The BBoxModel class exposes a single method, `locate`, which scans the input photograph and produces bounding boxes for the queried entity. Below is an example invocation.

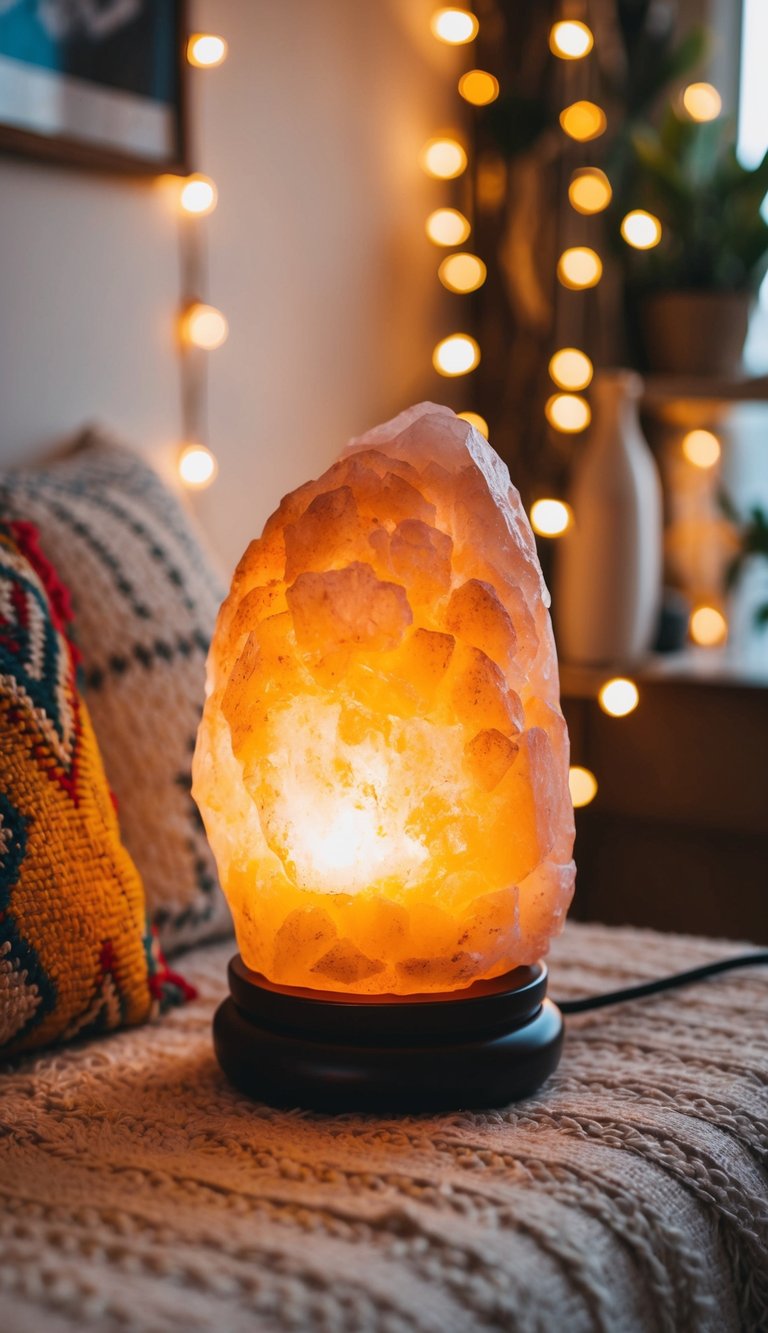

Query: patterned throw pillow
[0,522,161,1055]
[0,432,231,954]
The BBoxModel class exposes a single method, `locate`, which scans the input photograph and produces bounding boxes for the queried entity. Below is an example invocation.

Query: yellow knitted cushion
[0,522,153,1056]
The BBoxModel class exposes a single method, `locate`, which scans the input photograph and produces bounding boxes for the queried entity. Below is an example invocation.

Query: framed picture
[0,0,186,174]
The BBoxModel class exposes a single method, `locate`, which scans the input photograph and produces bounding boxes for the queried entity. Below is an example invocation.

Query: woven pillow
[0,521,163,1055]
[0,431,230,954]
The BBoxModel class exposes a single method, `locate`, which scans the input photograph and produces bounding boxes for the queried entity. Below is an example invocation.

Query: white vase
[555,370,662,666]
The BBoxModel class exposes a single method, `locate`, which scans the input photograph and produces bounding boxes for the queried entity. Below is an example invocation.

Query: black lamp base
[213,955,564,1111]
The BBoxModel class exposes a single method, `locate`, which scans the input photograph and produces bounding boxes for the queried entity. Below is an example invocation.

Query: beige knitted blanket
[0,921,766,1333]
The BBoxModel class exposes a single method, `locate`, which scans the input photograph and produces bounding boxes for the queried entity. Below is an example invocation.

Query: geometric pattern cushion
[0,431,231,955]
[0,521,155,1056]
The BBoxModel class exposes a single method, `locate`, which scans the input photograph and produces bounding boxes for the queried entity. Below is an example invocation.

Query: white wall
[0,0,463,575]
[0,160,180,464]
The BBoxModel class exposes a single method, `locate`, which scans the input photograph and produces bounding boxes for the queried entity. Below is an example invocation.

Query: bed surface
[1,921,766,1333]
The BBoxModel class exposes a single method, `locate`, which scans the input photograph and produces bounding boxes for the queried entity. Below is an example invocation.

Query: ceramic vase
[555,370,662,666]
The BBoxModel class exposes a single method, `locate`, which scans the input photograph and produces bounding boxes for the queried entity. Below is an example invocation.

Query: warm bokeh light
[557,247,603,289]
[420,137,468,179]
[621,209,662,250]
[569,766,598,808]
[682,429,721,469]
[530,499,572,537]
[598,677,639,718]
[430,8,479,43]
[438,252,487,293]
[690,605,728,646]
[549,20,594,59]
[187,33,228,67]
[178,443,218,489]
[683,82,722,122]
[545,394,591,433]
[425,208,471,246]
[180,174,218,216]
[457,411,489,437]
[568,167,612,214]
[549,347,593,391]
[433,333,480,376]
[559,101,606,142]
[458,69,499,105]
[181,303,229,350]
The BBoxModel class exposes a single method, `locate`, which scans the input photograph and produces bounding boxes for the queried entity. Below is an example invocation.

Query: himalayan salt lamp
[194,404,575,1108]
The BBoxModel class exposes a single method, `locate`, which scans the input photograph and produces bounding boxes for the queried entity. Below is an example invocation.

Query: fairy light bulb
[458,70,499,105]
[431,8,479,44]
[568,168,612,215]
[682,429,721,469]
[187,34,228,68]
[530,499,572,537]
[182,303,229,350]
[438,252,487,293]
[549,348,593,391]
[598,677,639,718]
[178,443,218,488]
[621,210,662,250]
[545,394,591,433]
[682,82,722,122]
[425,208,471,246]
[557,247,603,290]
[559,101,606,142]
[569,766,598,808]
[690,605,728,646]
[433,334,480,376]
[549,21,594,59]
[420,138,468,180]
[457,411,489,437]
[180,174,218,216]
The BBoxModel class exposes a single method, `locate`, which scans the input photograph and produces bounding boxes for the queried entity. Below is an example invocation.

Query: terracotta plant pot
[640,290,752,377]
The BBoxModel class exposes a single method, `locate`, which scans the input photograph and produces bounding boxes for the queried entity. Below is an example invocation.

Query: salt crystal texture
[193,404,575,993]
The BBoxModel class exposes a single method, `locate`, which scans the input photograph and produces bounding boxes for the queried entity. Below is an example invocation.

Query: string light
[598,677,639,718]
[549,347,593,391]
[682,429,721,469]
[549,21,594,60]
[425,208,471,246]
[433,333,480,376]
[438,252,487,293]
[420,137,467,180]
[559,101,606,142]
[545,393,591,433]
[682,82,722,122]
[621,209,662,250]
[181,302,229,350]
[180,174,218,216]
[568,167,612,214]
[430,8,479,44]
[178,443,218,488]
[458,70,499,105]
[457,411,489,437]
[187,34,228,68]
[557,247,603,289]
[690,605,728,646]
[569,766,598,808]
[530,499,572,537]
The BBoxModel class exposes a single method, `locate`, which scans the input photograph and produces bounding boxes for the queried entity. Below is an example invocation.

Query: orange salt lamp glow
[193,404,575,995]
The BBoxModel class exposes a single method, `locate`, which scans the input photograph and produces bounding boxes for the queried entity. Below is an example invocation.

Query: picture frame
[0,0,187,175]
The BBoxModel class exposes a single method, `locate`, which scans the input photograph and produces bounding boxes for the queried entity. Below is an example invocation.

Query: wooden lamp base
[213,956,564,1111]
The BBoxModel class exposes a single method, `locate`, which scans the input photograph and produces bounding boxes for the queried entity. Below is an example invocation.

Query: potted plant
[617,109,768,377]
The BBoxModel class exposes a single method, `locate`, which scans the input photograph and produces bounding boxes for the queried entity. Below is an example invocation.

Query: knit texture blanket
[0,921,766,1333]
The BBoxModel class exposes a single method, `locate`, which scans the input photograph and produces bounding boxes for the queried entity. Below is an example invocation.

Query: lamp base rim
[213,958,564,1112]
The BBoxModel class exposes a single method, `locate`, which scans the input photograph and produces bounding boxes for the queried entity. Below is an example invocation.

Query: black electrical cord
[555,951,768,1014]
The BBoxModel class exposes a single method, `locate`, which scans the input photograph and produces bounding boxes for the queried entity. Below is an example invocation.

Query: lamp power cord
[555,951,768,1014]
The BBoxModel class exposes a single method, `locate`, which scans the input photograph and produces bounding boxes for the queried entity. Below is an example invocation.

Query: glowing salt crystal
[193,403,575,993]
